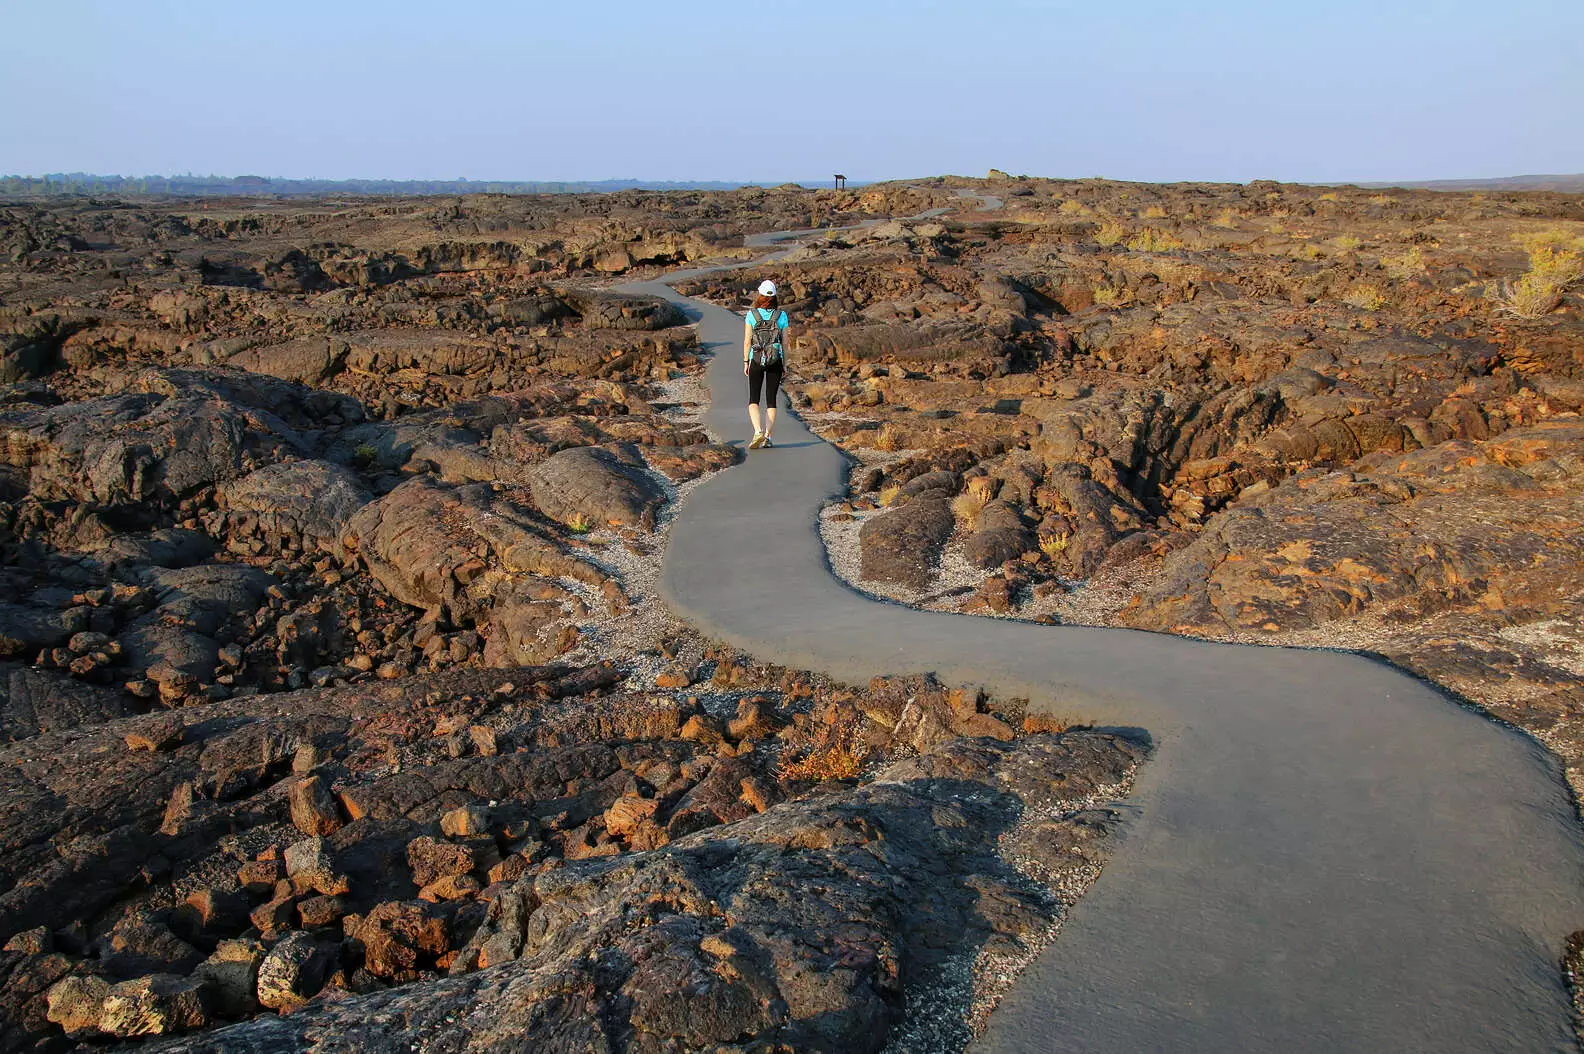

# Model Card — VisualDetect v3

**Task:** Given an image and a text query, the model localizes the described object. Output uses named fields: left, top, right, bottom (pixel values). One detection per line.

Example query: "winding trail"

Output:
left=618, top=203, right=1584, bottom=1051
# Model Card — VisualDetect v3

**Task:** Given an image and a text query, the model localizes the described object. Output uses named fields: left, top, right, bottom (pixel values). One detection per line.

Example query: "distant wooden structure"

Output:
left=833, top=174, right=847, bottom=190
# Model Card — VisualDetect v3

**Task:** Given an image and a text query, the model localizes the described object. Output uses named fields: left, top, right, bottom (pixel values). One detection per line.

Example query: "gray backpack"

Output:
left=749, top=308, right=784, bottom=368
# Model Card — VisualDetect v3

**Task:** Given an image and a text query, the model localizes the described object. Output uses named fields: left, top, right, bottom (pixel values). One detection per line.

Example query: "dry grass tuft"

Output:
left=1342, top=283, right=1389, bottom=311
left=1092, top=285, right=1124, bottom=307
left=779, top=742, right=870, bottom=781
left=1210, top=209, right=1240, bottom=229
left=1058, top=199, right=1093, bottom=217
left=1381, top=246, right=1427, bottom=278
left=1038, top=533, right=1069, bottom=560
left=1126, top=228, right=1184, bottom=252
left=1493, top=275, right=1566, bottom=319
left=1142, top=204, right=1169, bottom=219
left=872, top=424, right=904, bottom=453
left=1094, top=220, right=1127, bottom=247
left=1318, top=191, right=1341, bottom=202
left=952, top=489, right=990, bottom=527
left=1331, top=234, right=1363, bottom=252
left=1531, top=246, right=1584, bottom=286
left=878, top=483, right=904, bottom=507
left=566, top=512, right=595, bottom=533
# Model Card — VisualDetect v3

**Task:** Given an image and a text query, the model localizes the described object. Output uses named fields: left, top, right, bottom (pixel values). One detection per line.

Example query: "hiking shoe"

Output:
left=748, top=432, right=766, bottom=449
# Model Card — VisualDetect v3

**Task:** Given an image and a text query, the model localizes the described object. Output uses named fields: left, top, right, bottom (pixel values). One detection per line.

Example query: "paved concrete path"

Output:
left=618, top=209, right=1584, bottom=1051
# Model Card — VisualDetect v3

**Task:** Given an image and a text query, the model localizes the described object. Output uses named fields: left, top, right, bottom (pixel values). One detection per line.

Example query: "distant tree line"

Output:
left=0, top=173, right=791, bottom=199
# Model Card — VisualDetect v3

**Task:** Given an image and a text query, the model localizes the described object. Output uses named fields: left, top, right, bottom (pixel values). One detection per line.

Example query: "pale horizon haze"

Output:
left=2, top=0, right=1580, bottom=186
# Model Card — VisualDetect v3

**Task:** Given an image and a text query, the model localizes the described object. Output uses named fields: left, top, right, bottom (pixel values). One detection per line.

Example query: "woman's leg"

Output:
left=747, top=365, right=765, bottom=439
left=762, top=367, right=783, bottom=438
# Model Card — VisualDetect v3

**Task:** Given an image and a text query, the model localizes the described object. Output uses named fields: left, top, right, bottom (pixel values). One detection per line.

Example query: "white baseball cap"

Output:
left=757, top=279, right=777, bottom=296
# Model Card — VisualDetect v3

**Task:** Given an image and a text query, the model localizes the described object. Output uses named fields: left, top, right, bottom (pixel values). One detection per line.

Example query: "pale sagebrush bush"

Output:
left=1490, top=246, right=1584, bottom=319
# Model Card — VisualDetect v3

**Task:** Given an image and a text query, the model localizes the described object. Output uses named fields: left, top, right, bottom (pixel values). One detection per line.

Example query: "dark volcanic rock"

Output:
left=859, top=497, right=956, bottom=590
left=0, top=389, right=304, bottom=513
left=344, top=476, right=611, bottom=634
left=91, top=528, right=216, bottom=569
left=526, top=444, right=666, bottom=530
left=218, top=459, right=372, bottom=556
left=563, top=291, right=686, bottom=331
left=138, top=733, right=1144, bottom=1054
left=1123, top=422, right=1584, bottom=636
left=0, top=666, right=129, bottom=741
left=0, top=605, right=75, bottom=660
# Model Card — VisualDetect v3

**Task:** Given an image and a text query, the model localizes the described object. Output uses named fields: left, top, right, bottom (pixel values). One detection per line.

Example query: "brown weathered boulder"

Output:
left=288, top=776, right=344, bottom=836
left=223, top=336, right=347, bottom=386
left=344, top=477, right=609, bottom=626
left=98, top=974, right=210, bottom=1037
left=406, top=835, right=476, bottom=889
left=284, top=837, right=350, bottom=897
left=562, top=291, right=686, bottom=331
left=103, top=915, right=203, bottom=979
left=45, top=974, right=110, bottom=1037
left=255, top=932, right=329, bottom=1011
left=961, top=498, right=1035, bottom=569
left=1124, top=422, right=1584, bottom=636
left=0, top=390, right=303, bottom=511
left=345, top=901, right=449, bottom=982
left=124, top=713, right=184, bottom=752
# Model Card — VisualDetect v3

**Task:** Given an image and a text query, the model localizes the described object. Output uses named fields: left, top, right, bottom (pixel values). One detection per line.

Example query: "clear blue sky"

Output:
left=2, top=0, right=1580, bottom=184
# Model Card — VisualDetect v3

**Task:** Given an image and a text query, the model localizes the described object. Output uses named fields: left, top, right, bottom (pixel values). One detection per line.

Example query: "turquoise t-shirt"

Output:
left=744, top=308, right=788, bottom=334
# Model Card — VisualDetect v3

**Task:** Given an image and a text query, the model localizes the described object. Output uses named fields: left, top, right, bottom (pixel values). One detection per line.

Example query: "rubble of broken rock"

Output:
left=682, top=173, right=1584, bottom=792
left=0, top=656, right=1143, bottom=1050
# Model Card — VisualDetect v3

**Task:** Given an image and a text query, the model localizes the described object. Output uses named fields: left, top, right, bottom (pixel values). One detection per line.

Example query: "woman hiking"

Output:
left=743, top=279, right=789, bottom=449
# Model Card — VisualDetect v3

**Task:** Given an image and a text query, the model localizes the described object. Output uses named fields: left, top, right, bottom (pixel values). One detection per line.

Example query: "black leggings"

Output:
left=748, top=363, right=783, bottom=407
